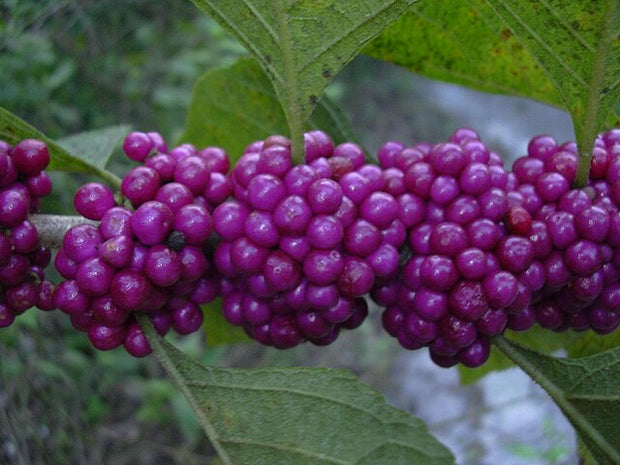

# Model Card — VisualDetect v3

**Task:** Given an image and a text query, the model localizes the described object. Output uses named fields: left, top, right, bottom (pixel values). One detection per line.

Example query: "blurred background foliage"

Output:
left=0, top=0, right=246, bottom=140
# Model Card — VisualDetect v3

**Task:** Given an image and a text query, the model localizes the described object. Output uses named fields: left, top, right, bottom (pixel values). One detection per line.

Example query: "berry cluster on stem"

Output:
left=0, top=139, right=54, bottom=327
left=2, top=128, right=619, bottom=368
left=52, top=131, right=226, bottom=356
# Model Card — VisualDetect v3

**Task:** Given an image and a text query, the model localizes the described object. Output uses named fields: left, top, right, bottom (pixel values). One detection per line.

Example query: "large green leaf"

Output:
left=180, top=57, right=355, bottom=163
left=365, top=1, right=562, bottom=105
left=56, top=125, right=130, bottom=174
left=482, top=0, right=619, bottom=184
left=141, top=316, right=455, bottom=465
left=367, top=0, right=620, bottom=178
left=187, top=0, right=416, bottom=161
left=494, top=336, right=620, bottom=465
left=0, top=106, right=122, bottom=188
left=458, top=325, right=584, bottom=384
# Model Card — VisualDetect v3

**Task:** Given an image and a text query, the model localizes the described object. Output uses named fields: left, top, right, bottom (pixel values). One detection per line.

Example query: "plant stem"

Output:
left=275, top=0, right=305, bottom=165
left=92, top=167, right=123, bottom=191
left=138, top=314, right=233, bottom=465
left=30, top=214, right=95, bottom=250
left=573, top=0, right=619, bottom=188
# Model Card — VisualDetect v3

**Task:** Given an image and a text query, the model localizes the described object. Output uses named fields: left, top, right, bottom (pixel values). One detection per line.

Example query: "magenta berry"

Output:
left=74, top=182, right=117, bottom=220
left=11, top=139, right=50, bottom=175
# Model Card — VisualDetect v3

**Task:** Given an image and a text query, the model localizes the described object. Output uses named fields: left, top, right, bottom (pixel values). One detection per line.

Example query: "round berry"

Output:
left=131, top=201, right=174, bottom=245
left=74, top=182, right=116, bottom=220
left=123, top=131, right=155, bottom=162
left=11, top=139, right=50, bottom=175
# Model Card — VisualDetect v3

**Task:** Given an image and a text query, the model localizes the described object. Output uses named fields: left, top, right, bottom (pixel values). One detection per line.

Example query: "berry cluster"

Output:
left=374, top=128, right=620, bottom=368
left=5, top=127, right=619, bottom=367
left=373, top=130, right=533, bottom=367
left=212, top=132, right=405, bottom=348
left=53, top=131, right=227, bottom=356
left=507, top=131, right=620, bottom=335
left=0, top=138, right=54, bottom=327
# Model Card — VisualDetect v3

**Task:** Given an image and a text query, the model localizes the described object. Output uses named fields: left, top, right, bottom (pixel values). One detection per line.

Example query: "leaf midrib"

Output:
left=185, top=379, right=418, bottom=427
left=220, top=436, right=439, bottom=464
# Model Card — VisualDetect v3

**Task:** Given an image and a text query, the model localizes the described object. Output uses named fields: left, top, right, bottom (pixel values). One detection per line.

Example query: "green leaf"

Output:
left=365, top=1, right=562, bottom=106
left=568, top=331, right=620, bottom=359
left=140, top=315, right=455, bottom=465
left=481, top=0, right=620, bottom=185
left=56, top=125, right=130, bottom=173
left=579, top=436, right=602, bottom=465
left=187, top=0, right=416, bottom=161
left=180, top=57, right=356, bottom=164
left=0, top=106, right=122, bottom=188
left=367, top=0, right=620, bottom=179
left=203, top=298, right=252, bottom=347
left=459, top=326, right=584, bottom=384
left=494, top=336, right=620, bottom=465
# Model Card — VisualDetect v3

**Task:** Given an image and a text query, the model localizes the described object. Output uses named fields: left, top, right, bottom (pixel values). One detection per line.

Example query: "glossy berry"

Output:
left=74, top=182, right=117, bottom=220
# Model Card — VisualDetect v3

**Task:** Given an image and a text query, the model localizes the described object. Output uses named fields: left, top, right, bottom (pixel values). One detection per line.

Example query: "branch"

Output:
left=30, top=214, right=97, bottom=250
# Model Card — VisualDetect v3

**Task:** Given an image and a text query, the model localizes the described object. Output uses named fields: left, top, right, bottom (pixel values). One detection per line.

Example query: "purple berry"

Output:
left=171, top=301, right=204, bottom=334
left=307, top=178, right=343, bottom=214
left=174, top=155, right=211, bottom=195
left=273, top=195, right=312, bottom=235
left=74, top=183, right=116, bottom=220
left=0, top=188, right=29, bottom=227
left=307, top=214, right=343, bottom=249
left=121, top=166, right=161, bottom=207
left=123, top=131, right=155, bottom=162
left=62, top=223, right=102, bottom=263
left=174, top=204, right=213, bottom=245
left=110, top=269, right=152, bottom=311
left=247, top=174, right=287, bottom=211
left=88, top=323, right=126, bottom=350
left=303, top=249, right=344, bottom=285
left=75, top=257, right=116, bottom=296
left=131, top=201, right=174, bottom=245
left=144, top=244, right=182, bottom=287
left=11, top=139, right=50, bottom=175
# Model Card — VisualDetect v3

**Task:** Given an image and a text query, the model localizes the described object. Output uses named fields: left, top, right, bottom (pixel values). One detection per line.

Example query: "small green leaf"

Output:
left=180, top=57, right=355, bottom=164
left=187, top=0, right=416, bottom=161
left=203, top=298, right=251, bottom=347
left=56, top=125, right=130, bottom=173
left=0, top=106, right=122, bottom=187
left=141, top=315, right=455, bottom=465
left=494, top=336, right=620, bottom=465
left=366, top=1, right=562, bottom=106
left=459, top=326, right=584, bottom=384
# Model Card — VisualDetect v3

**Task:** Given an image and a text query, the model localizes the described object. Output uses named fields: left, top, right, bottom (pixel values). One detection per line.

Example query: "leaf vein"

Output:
left=240, top=0, right=280, bottom=43
left=297, top=0, right=401, bottom=72
left=536, top=0, right=595, bottom=53
left=488, top=0, right=588, bottom=87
